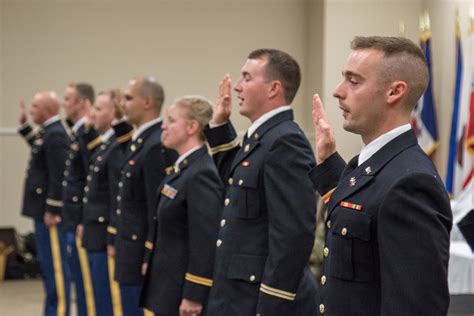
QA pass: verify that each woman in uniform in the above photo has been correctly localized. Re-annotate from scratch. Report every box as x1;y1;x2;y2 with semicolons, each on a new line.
141;95;223;316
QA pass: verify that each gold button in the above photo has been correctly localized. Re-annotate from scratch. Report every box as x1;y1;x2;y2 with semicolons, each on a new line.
83;197;88;203
36;188;43;194
118;182;123;188
98;216;104;222
132;234;137;240
321;275;326;285
65;160;71;166
84;186;89;192
116;209;121;215
224;198;230;206
62;180;68;187
72;196;78;202
220;219;226;227
238;179;243;186
228;178;233;185
117;195;121;201
326;220;331;229
216;239;222;247
126;172;131;178
319;304;325;314
341;227;348;236
94;166;99;172
249;275;256;282
64;171;69;176
323;247;329;257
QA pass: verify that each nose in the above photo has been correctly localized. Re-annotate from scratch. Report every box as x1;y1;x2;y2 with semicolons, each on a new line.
234;78;242;92
162;121;168;130
332;81;345;100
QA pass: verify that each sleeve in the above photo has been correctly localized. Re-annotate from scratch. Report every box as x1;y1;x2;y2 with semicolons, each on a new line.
18;123;37;146
308;152;346;204
203;122;240;184
182;168;224;303
256;133;317;313
142;144;177;262
378;173;452;316
44;130;70;215
79;127;101;152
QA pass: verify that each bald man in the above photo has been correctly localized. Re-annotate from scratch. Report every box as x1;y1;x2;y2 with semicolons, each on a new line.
19;92;71;316
109;77;176;316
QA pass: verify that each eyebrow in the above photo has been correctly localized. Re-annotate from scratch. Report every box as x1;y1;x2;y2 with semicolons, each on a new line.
342;70;364;80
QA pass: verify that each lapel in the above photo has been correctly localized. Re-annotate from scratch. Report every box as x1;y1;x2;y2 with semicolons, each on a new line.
156;146;208;199
123;121;162;166
327;130;418;215
229;110;294;173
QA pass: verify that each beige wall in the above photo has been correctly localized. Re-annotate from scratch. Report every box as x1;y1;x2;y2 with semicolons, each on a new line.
321;0;423;161
0;0;465;233
0;0;318;233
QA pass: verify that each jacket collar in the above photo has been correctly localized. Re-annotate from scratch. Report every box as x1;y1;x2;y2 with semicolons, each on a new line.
230;109;294;173
328;130;419;214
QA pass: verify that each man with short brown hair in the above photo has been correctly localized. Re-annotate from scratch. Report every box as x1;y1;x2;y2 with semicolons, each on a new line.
310;36;452;316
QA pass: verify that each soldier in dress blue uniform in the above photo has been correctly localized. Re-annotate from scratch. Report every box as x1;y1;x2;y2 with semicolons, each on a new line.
110;77;177;316
76;90;134;316
141;96;223;316
18;92;71;316
204;49;318;315
310;36;452;316
61;82;96;316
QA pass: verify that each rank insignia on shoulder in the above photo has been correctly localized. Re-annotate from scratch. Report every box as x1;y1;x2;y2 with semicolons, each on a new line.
339;201;363;211
242;161;250;167
161;184;178;199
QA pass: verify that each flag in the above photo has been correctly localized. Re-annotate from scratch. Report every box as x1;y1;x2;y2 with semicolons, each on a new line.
411;22;439;156
446;18;474;197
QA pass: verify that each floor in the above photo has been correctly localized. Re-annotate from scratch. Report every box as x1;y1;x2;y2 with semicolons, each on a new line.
0;279;473;315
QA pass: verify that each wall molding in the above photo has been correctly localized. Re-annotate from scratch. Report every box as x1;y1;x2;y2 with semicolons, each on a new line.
0;127;17;136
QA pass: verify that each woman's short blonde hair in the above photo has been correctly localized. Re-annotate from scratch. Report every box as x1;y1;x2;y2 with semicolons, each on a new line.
174;95;213;140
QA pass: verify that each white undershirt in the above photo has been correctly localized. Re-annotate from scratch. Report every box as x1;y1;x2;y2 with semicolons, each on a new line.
132;117;162;141
246;106;291;138
358;124;411;166
175;145;204;166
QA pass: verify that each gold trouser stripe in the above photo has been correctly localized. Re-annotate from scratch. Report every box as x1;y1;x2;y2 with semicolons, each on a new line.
144;308;154;316
107;255;123;316
76;237;96;316
49;225;66;316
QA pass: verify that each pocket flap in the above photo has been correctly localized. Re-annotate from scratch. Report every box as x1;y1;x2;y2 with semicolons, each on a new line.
331;208;371;241
227;254;266;283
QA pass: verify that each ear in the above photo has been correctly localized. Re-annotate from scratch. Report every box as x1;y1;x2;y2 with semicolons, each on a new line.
386;81;407;105
187;120;200;136
268;80;282;99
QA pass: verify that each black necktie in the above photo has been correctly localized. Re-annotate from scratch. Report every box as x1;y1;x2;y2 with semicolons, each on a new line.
341;154;359;179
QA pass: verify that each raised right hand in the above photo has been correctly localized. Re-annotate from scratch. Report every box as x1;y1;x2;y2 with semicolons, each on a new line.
19;100;28;125
312;94;336;164
210;74;232;125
